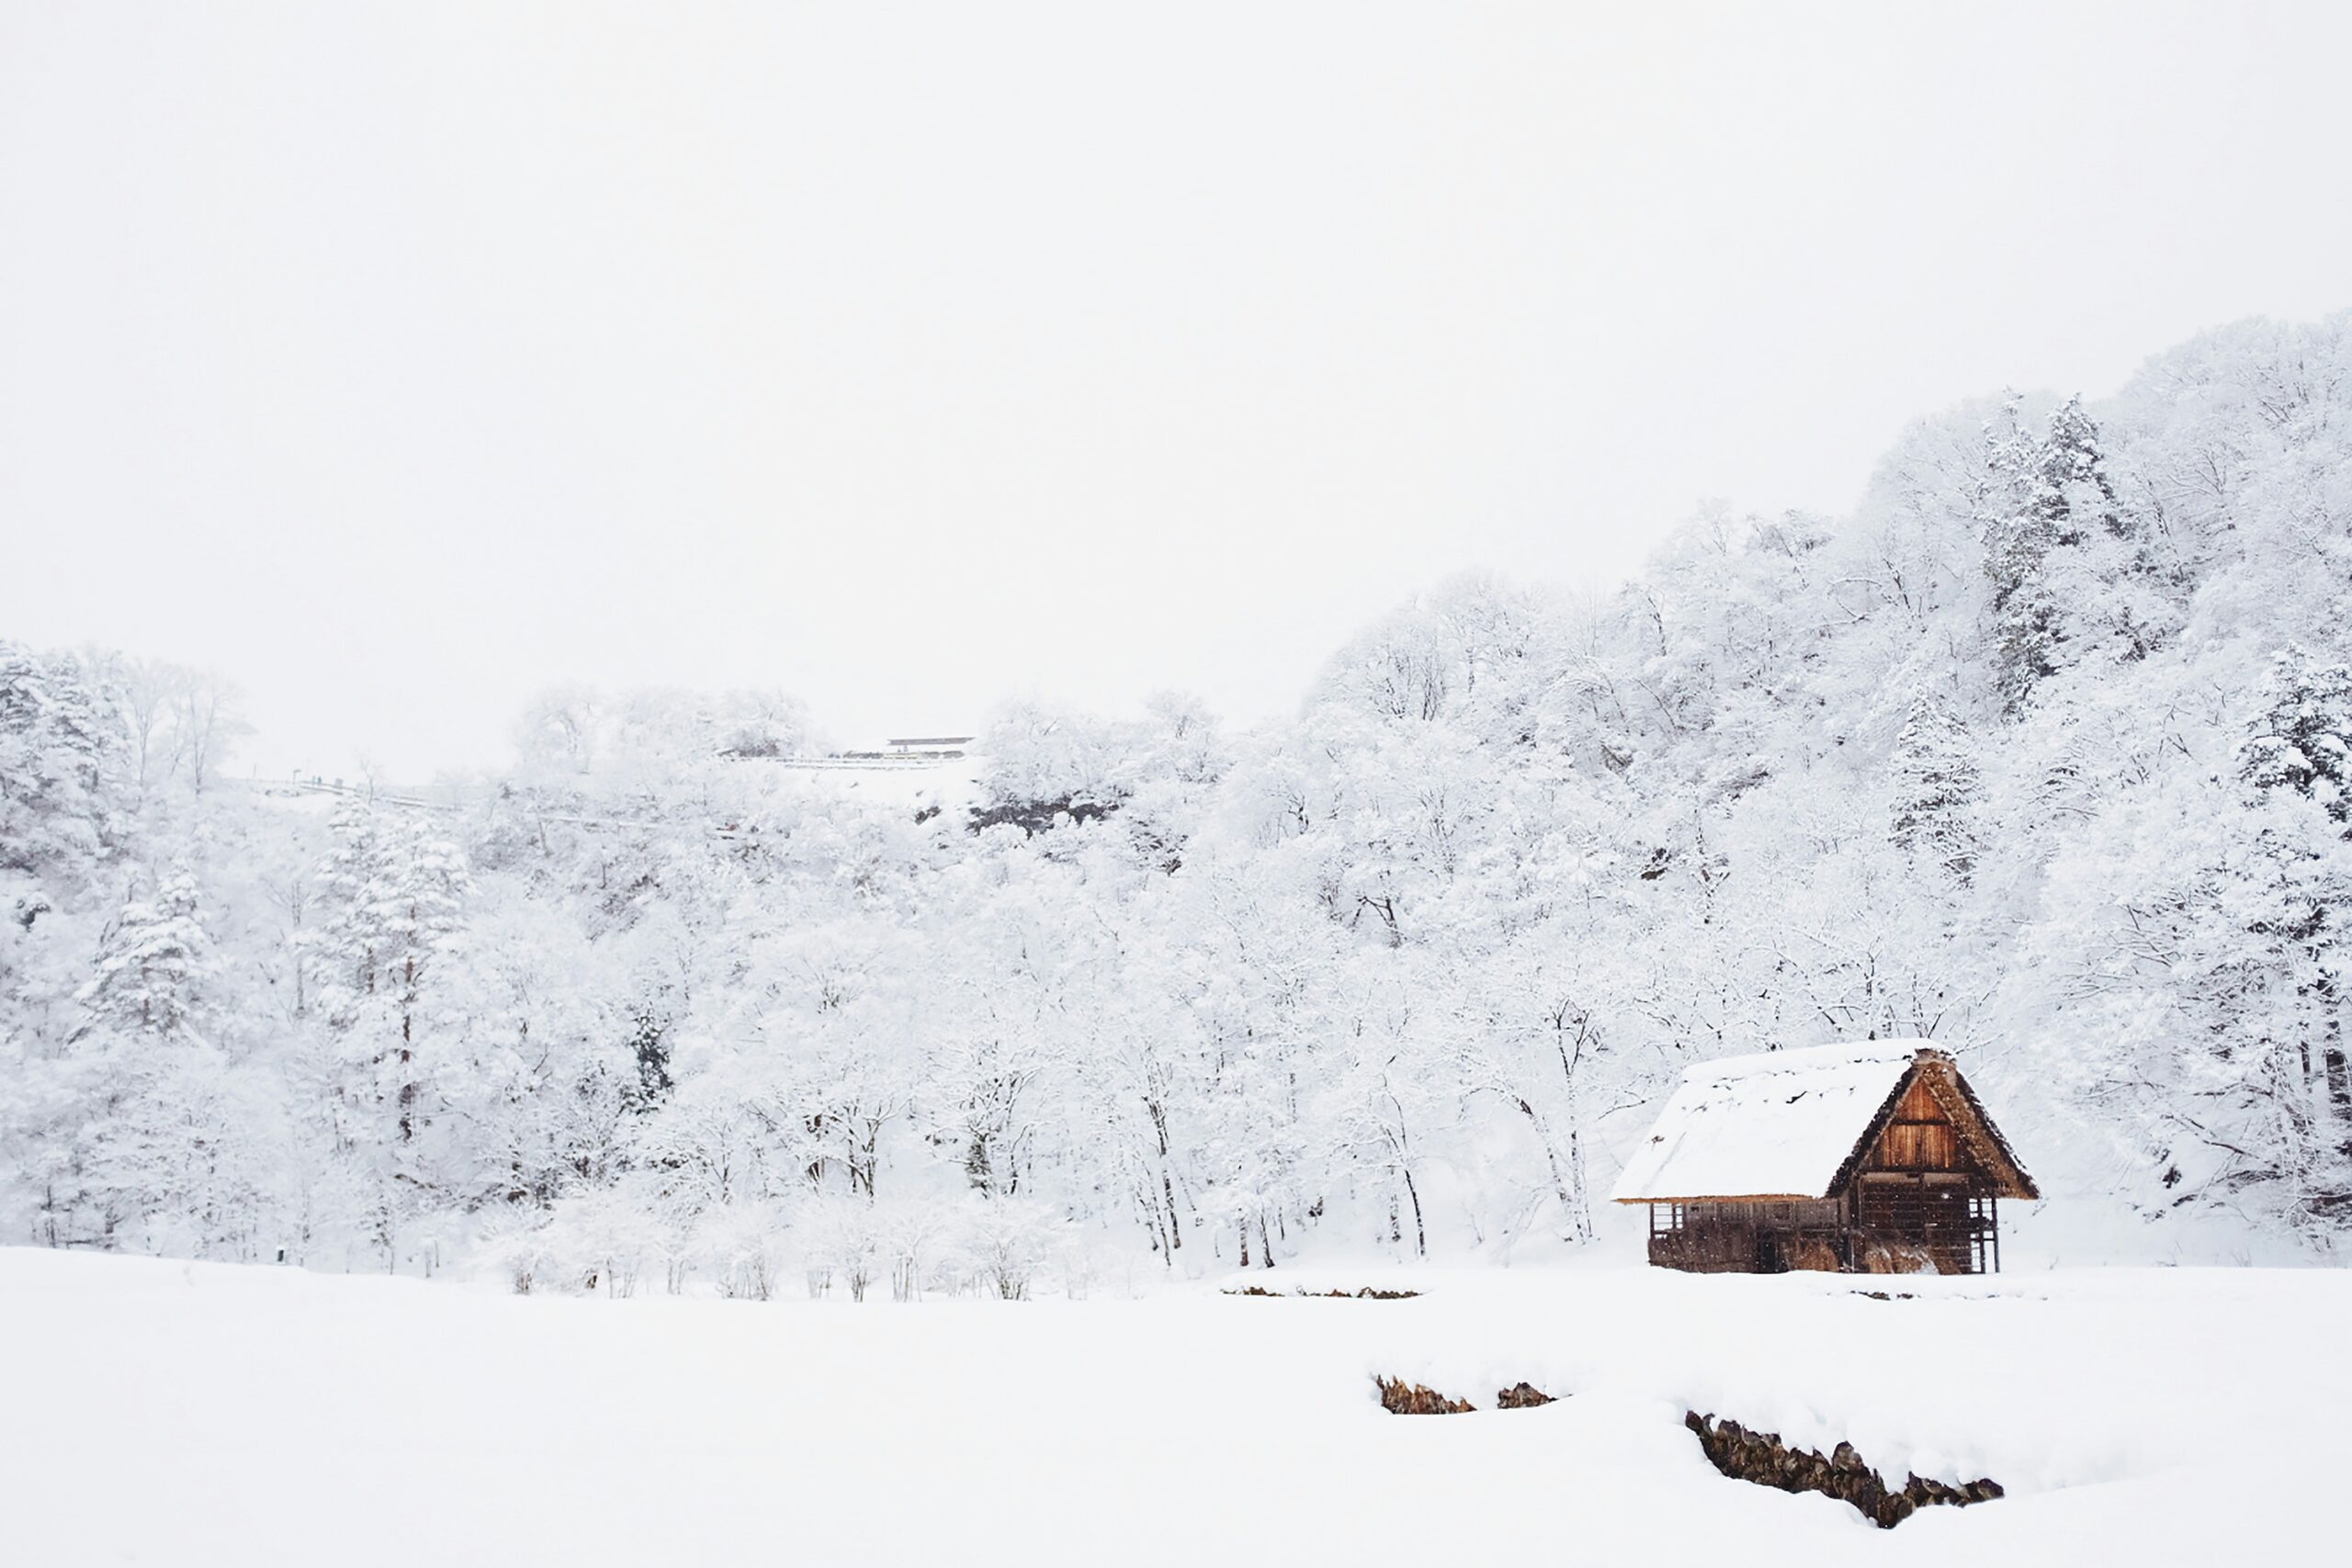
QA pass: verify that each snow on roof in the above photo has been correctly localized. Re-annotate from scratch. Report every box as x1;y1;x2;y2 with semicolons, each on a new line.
1611;1040;1931;1203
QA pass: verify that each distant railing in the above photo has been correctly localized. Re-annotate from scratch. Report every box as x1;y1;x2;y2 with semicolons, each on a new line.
237;776;469;811
233;750;970;838
238;748;961;798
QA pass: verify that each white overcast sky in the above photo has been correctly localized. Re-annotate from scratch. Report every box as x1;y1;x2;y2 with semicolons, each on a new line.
4;2;2349;778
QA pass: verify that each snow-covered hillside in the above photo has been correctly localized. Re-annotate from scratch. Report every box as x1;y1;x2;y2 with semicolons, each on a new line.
6;314;2352;1281
6;1248;2342;1566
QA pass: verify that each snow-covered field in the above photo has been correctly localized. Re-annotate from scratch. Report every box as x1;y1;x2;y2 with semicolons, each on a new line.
7;1249;2341;1566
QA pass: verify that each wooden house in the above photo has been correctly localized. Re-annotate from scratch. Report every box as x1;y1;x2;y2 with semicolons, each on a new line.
1611;1041;2037;1275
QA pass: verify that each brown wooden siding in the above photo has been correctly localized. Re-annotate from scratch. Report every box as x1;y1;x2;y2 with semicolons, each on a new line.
1872;1121;1960;1168
1862;1077;1972;1175
1646;1199;1849;1273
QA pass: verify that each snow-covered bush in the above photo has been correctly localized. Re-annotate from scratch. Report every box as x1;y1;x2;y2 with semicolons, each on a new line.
473;1210;556;1297
795;1192;879;1301
888;1199;956;1303
950;1196;1069;1302
692;1199;788;1301
538;1190;662;1298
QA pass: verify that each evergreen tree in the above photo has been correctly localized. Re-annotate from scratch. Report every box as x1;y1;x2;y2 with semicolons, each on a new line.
291;804;477;1266
1889;694;1981;883
0;641;122;895
2241;647;2352;826
370;828;473;1048
301;804;473;1145
1979;396;2065;713
2230;648;2352;1190
75;873;211;1043
67;872;235;1250
303;799;390;1013
374;827;473;1142
1982;395;2137;710
2037;394;2124;542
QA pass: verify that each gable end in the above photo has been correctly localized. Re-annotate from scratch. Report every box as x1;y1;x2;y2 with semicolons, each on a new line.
1826;1052;2037;1200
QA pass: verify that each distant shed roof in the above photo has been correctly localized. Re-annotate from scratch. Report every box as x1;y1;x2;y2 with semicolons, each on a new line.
1611;1040;1934;1203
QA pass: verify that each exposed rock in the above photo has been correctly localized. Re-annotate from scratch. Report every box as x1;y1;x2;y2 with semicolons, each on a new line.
966;795;1117;837
1495;1382;1556;1408
1376;1377;1476;1415
1683;1411;2003;1528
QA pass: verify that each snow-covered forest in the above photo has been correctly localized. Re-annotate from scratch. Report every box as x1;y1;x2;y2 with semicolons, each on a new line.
7;313;2351;1288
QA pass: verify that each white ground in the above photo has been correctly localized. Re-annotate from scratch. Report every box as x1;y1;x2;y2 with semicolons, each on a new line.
6;1248;2341;1566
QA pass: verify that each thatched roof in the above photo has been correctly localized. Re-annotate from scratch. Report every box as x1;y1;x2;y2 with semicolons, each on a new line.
1610;1040;2037;1204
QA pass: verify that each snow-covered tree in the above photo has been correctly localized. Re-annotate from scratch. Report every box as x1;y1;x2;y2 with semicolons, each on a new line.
1889;694;1981;883
0;640;121;897
76;872;212;1043
2241;647;2352;825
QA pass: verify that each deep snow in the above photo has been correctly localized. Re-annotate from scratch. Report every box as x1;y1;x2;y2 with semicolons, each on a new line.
5;1248;2342;1566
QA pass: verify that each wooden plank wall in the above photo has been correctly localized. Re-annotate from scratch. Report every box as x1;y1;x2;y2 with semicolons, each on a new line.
1864;1077;1966;1173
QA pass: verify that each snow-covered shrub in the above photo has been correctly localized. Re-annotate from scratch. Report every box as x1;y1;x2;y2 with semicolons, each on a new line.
692;1199;787;1301
1054;1231;1140;1301
795;1192;880;1301
866;1197;949;1303
951;1195;1069;1302
539;1190;661;1297
472;1209;556;1296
